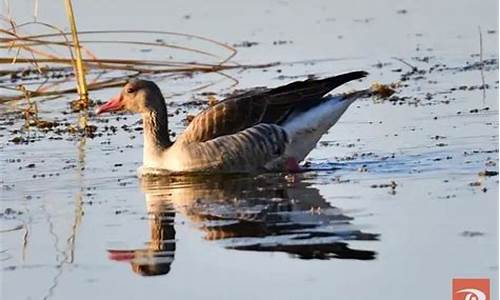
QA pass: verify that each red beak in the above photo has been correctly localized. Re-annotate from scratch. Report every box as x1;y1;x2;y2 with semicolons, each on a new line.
96;94;123;115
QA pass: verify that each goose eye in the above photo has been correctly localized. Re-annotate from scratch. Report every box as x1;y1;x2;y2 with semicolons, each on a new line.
126;87;135;94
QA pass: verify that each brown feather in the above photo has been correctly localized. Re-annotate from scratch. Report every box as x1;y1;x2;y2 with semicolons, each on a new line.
178;71;367;144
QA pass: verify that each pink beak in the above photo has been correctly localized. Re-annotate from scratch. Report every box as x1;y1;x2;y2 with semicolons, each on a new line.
96;94;123;115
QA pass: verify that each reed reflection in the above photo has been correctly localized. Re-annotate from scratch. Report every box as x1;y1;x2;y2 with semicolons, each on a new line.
108;174;379;276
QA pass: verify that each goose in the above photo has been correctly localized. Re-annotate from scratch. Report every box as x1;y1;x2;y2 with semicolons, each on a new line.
96;71;369;174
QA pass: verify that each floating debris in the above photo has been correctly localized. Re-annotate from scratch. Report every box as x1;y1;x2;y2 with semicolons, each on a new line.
370;82;397;98
478;170;498;177
460;231;485;237
370;181;397;189
233;41;259;48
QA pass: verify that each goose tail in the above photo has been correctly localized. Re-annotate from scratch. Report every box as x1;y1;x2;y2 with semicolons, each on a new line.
281;89;370;163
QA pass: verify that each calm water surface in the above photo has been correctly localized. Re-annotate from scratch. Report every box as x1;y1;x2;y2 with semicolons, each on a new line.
1;0;498;299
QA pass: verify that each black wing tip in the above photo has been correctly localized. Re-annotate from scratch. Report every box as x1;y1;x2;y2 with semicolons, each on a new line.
344;70;369;79
319;70;369;86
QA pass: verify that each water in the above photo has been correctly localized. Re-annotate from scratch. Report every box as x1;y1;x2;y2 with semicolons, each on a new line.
1;0;498;299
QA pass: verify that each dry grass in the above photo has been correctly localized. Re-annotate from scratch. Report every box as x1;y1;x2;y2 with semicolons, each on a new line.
370;82;397;98
0;17;277;104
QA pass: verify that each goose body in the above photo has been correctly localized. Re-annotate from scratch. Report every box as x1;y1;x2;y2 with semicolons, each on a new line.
96;71;369;174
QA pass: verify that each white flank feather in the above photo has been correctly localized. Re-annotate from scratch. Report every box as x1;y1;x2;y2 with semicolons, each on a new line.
281;94;359;161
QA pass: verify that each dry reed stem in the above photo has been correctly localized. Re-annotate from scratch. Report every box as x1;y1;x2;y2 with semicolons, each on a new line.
0;20;278;103
22;29;238;64
478;26;486;101
392;57;418;71
64;0;88;102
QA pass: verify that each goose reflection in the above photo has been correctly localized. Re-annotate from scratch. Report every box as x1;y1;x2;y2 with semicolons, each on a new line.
108;174;379;276
108;199;176;276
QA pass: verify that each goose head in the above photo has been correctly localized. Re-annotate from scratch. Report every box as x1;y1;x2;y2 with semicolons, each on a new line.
96;79;166;115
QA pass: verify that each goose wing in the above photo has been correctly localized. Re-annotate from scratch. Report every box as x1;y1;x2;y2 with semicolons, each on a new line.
177;71;367;144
